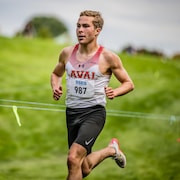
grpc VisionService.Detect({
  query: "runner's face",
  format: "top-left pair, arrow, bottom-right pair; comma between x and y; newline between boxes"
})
76,16 -> 99,44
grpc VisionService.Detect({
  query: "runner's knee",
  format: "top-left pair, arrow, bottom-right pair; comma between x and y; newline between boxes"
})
67,153 -> 80,169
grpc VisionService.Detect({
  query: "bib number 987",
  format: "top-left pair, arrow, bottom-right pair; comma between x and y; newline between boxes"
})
74,86 -> 87,95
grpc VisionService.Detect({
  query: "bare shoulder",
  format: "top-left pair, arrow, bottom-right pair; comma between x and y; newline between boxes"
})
58,46 -> 74,64
101,48 -> 122,68
52,46 -> 74,76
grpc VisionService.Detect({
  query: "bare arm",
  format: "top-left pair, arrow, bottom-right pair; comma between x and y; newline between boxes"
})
104,52 -> 134,99
51,64 -> 64,101
51,47 -> 70,100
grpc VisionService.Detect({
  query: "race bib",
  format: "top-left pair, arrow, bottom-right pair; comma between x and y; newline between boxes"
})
68,78 -> 95,98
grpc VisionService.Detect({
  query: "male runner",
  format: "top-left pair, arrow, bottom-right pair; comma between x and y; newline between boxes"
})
51,10 -> 134,180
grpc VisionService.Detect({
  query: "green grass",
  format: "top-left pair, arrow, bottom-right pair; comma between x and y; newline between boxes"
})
0,36 -> 180,180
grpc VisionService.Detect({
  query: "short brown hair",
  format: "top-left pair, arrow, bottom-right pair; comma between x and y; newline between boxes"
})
80,10 -> 104,29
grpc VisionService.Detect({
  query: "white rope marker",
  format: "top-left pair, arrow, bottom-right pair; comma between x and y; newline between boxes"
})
12,106 -> 21,126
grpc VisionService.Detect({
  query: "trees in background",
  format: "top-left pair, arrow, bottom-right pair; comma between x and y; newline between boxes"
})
121,45 -> 180,60
17,16 -> 68,38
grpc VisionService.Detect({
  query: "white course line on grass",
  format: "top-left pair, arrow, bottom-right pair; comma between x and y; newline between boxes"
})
0,99 -> 179,122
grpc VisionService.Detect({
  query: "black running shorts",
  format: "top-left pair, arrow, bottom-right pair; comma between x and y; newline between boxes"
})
66,105 -> 106,154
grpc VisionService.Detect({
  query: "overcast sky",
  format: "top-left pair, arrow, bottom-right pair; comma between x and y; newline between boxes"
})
0,0 -> 180,56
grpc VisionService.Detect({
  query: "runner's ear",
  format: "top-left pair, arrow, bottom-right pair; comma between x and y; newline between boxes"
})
95,28 -> 101,36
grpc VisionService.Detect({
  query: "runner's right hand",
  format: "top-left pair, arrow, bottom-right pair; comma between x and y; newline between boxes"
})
53,86 -> 63,101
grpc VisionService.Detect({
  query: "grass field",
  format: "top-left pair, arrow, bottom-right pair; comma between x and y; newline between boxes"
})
0,36 -> 180,180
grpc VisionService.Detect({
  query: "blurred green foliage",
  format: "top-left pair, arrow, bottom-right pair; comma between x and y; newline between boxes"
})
0,36 -> 180,180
